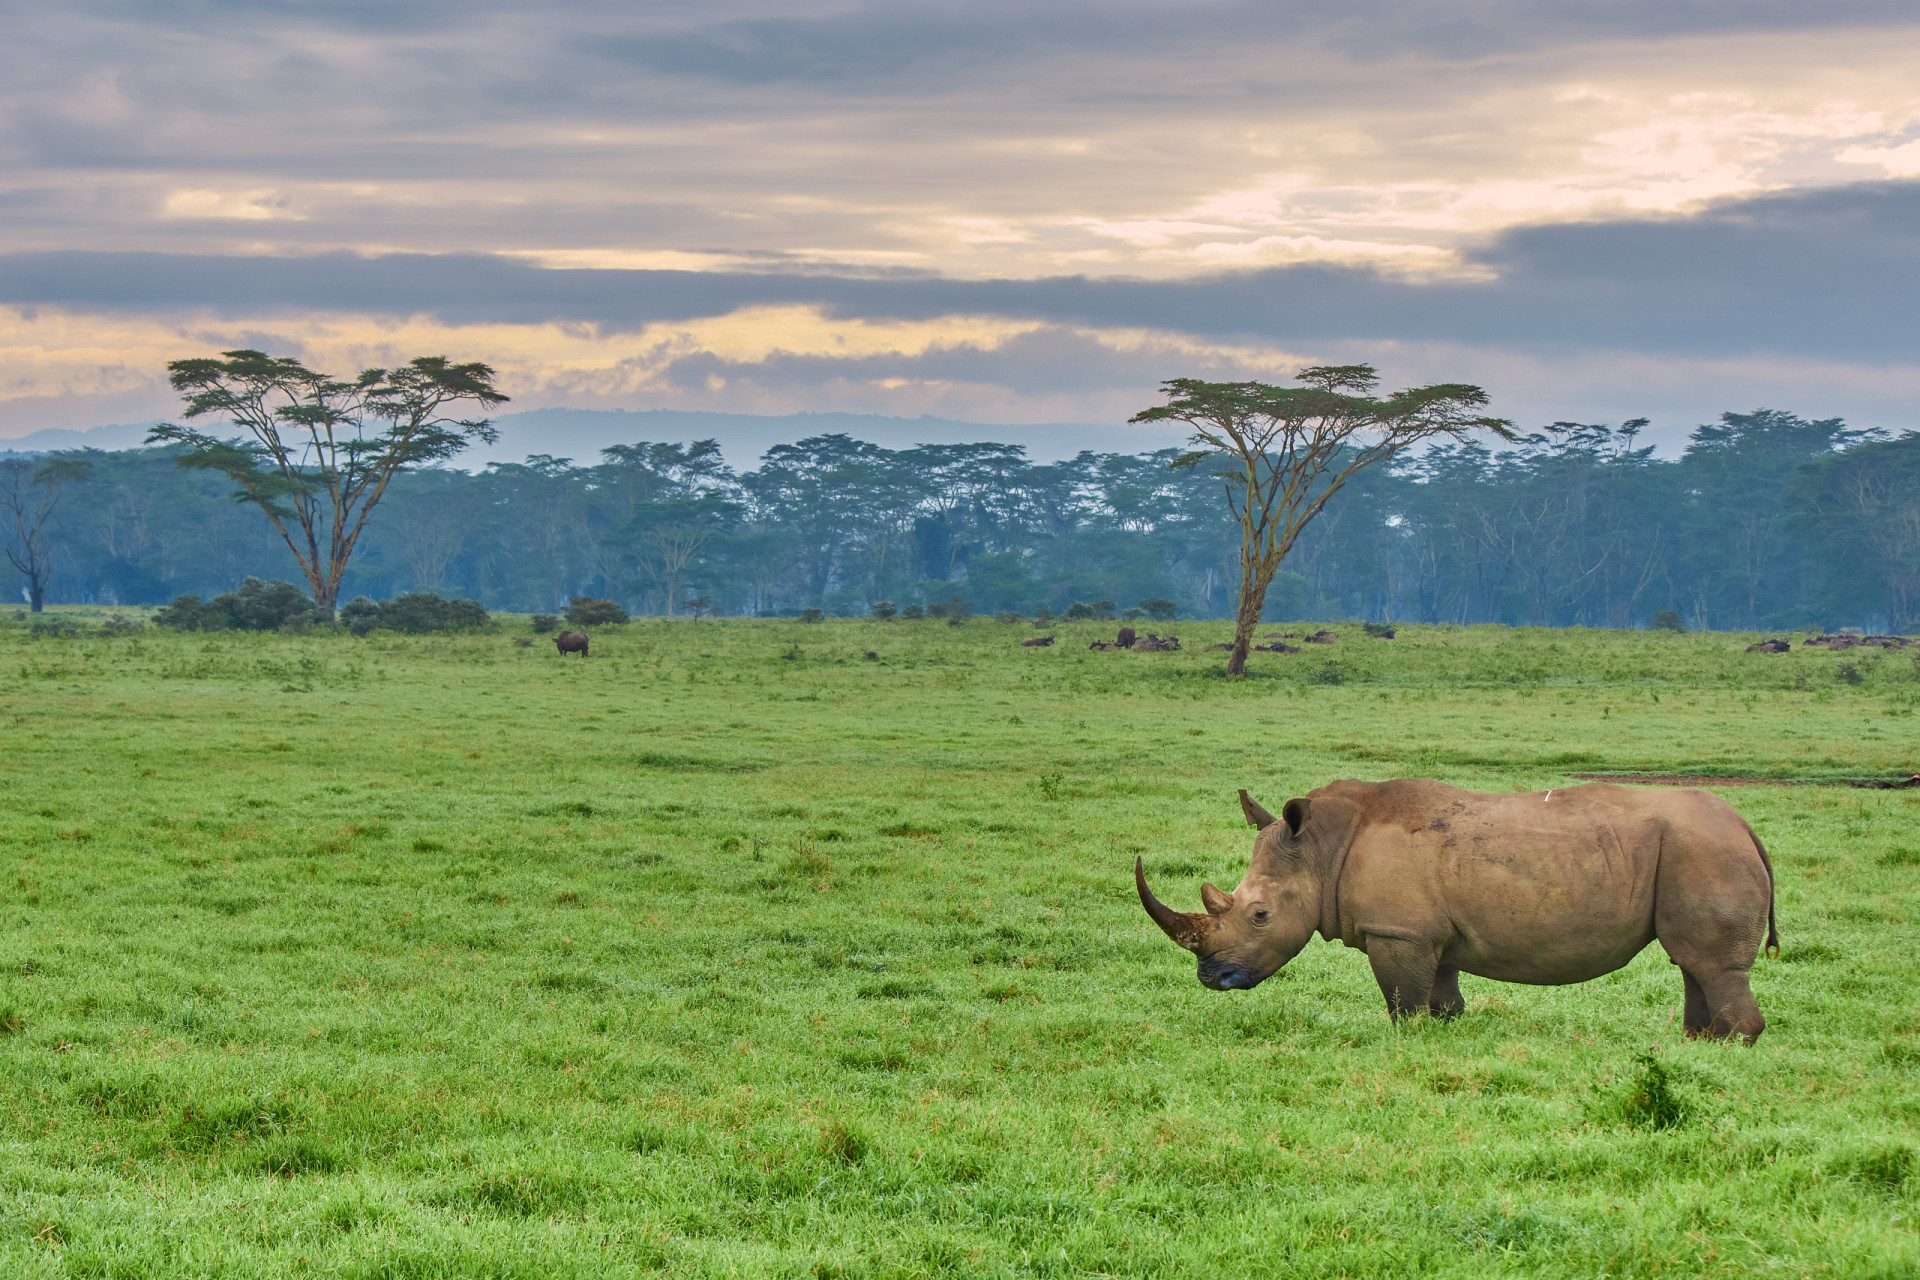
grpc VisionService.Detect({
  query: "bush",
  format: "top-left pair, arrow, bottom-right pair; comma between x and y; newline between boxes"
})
1120,608 -> 1145,621
1063,602 -> 1094,620
994,610 -> 1021,624
99,614 -> 146,637
152,595 -> 211,630
154,578 -> 313,632
1139,598 -> 1178,621
339,597 -> 382,636
530,614 -> 561,634
565,597 -> 629,627
900,605 -> 924,620
1032,606 -> 1052,625
340,592 -> 490,636
1651,609 -> 1686,633
870,601 -> 896,620
801,608 -> 824,623
1362,621 -> 1396,638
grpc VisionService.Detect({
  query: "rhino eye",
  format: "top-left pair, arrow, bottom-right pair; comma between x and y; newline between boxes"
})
1252,909 -> 1270,924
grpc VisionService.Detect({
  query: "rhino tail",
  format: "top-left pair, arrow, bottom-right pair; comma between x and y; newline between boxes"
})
1742,819 -> 1779,958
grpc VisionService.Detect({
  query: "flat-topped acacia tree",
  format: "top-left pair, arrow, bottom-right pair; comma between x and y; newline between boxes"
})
1132,366 -> 1512,675
149,350 -> 507,620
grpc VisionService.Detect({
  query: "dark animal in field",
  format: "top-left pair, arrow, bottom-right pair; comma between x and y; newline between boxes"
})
1022,635 -> 1056,647
554,631 -> 590,657
1137,780 -> 1777,1041
1800,633 -> 1912,650
1747,639 -> 1791,653
1205,642 -> 1235,652
1117,626 -> 1137,648
1305,630 -> 1337,644
1253,642 -> 1301,653
1089,641 -> 1116,650
1133,633 -> 1180,651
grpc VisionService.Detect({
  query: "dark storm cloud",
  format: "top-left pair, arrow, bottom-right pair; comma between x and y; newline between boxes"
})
5,180 -> 1916,361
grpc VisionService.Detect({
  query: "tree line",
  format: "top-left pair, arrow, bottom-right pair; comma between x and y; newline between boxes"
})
4,407 -> 1913,632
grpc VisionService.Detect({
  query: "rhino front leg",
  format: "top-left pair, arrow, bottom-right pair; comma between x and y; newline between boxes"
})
1428,966 -> 1465,1020
1365,937 -> 1438,1021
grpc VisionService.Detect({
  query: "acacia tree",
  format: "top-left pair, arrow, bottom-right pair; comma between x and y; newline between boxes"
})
1132,366 -> 1510,675
1,456 -> 90,611
148,350 -> 507,618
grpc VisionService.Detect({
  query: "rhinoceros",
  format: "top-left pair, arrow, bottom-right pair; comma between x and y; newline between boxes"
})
1137,780 -> 1777,1041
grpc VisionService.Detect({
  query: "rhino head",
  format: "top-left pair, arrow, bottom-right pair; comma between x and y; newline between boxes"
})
1136,790 -> 1323,991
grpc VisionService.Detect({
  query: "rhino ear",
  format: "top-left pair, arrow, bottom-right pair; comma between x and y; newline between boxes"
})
1200,883 -> 1233,915
1238,789 -> 1278,829
1282,798 -> 1311,838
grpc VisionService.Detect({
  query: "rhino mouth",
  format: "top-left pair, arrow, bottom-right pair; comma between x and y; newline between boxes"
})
1198,959 -> 1259,990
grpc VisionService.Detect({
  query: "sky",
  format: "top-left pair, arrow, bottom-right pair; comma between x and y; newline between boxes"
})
3,0 -> 1919,452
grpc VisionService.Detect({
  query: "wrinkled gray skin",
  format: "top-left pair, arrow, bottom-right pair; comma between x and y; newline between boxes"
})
1138,780 -> 1777,1041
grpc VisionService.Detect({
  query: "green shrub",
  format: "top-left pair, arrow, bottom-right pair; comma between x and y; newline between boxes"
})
1651,609 -> 1686,632
870,600 -> 896,620
566,596 -> 629,626
339,596 -> 382,636
899,604 -> 924,620
801,607 -> 824,623
341,592 -> 489,635
530,613 -> 561,633
154,578 -> 313,632
1139,597 -> 1178,621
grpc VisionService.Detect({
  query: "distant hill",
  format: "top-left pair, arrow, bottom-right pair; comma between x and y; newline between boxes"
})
0,408 -> 1187,467
0,421 -> 159,454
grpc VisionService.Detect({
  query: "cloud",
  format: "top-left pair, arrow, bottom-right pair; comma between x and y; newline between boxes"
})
4,179 -> 1917,361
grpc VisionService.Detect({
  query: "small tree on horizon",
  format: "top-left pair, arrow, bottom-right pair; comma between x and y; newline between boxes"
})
1,455 -> 90,612
1132,366 -> 1511,675
148,349 -> 508,619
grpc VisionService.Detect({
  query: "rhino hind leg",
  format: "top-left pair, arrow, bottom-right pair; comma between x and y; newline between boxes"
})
1679,967 -> 1764,1042
1366,938 -> 1439,1021
1428,966 -> 1466,1020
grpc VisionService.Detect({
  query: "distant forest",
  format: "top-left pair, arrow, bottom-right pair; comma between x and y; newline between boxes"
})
6,409 -> 1919,631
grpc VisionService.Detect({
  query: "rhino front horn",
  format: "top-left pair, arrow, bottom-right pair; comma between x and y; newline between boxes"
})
1136,857 -> 1206,953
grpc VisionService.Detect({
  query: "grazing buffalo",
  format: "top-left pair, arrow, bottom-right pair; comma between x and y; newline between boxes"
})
1746,639 -> 1791,653
1253,641 -> 1300,653
554,630 -> 590,657
1137,780 -> 1777,1041
1117,626 -> 1137,649
1022,635 -> 1056,647
1132,633 -> 1180,651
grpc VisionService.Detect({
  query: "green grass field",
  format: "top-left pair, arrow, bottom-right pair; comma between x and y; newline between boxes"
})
1,610 -> 1916,1278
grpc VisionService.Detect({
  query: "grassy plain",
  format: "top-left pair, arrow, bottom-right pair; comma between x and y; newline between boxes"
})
0,609 -> 1916,1278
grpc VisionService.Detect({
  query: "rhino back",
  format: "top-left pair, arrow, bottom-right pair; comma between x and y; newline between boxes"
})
1334,781 -> 1730,986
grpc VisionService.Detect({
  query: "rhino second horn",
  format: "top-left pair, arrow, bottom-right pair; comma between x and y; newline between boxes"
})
1201,883 -> 1233,916
1239,789 -> 1278,829
1135,858 -> 1205,952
